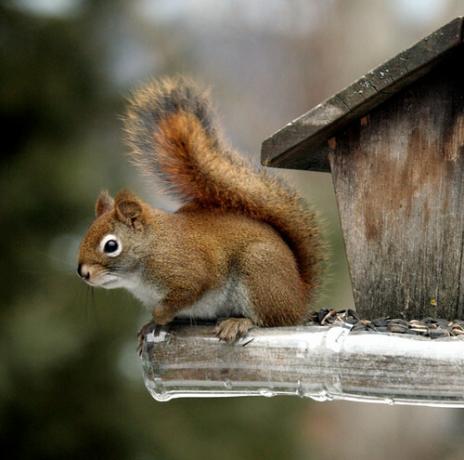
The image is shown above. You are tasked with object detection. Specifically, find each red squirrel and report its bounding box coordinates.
[77,76,326,342]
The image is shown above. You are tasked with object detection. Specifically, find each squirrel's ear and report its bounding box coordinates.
[95,190,114,217]
[114,189,144,229]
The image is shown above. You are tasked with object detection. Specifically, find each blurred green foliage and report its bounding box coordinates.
[0,2,314,459]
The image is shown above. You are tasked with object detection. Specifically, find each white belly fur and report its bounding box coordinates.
[124,273,253,320]
[176,275,253,320]
[122,274,166,307]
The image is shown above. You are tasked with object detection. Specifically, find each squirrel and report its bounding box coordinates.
[77,76,326,343]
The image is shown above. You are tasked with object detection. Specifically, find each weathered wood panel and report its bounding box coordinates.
[329,52,464,319]
[261,17,463,172]
[141,323,464,407]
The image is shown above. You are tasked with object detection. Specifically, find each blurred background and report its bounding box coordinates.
[2,0,464,459]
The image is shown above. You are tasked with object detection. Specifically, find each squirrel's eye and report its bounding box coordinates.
[99,234,122,257]
[104,240,118,253]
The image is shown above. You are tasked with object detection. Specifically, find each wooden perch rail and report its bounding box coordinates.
[140,322,464,407]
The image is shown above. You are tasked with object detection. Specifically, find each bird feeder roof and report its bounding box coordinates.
[261,17,464,172]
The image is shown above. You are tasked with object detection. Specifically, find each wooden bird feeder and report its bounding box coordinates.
[262,17,464,321]
[141,19,464,406]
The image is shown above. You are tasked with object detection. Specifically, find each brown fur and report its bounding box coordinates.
[78,77,326,341]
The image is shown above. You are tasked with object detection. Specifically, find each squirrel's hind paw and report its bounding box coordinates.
[215,318,255,343]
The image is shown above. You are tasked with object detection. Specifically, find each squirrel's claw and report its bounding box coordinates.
[215,318,255,343]
[137,320,156,356]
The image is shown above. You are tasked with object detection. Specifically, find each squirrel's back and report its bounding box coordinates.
[123,76,326,302]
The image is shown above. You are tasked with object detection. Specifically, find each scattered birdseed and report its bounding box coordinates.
[306,308,464,339]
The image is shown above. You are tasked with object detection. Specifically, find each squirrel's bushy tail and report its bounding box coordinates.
[124,76,326,298]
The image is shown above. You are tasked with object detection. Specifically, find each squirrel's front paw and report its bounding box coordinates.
[136,320,156,356]
[215,318,255,343]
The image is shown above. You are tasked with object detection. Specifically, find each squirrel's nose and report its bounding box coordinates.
[77,263,90,280]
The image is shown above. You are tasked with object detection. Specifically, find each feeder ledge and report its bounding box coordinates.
[140,322,464,407]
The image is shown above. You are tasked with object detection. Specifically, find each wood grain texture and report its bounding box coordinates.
[261,17,463,172]
[141,322,464,406]
[329,52,464,319]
